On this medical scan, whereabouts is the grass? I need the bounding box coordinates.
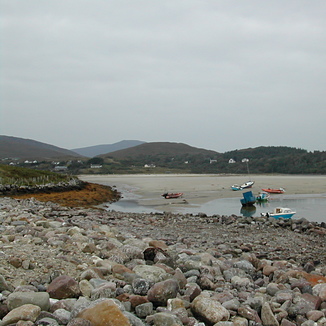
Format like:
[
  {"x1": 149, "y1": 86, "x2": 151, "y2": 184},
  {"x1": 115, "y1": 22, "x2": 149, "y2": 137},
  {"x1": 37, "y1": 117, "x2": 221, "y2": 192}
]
[{"x1": 0, "y1": 164, "x2": 73, "y2": 186}]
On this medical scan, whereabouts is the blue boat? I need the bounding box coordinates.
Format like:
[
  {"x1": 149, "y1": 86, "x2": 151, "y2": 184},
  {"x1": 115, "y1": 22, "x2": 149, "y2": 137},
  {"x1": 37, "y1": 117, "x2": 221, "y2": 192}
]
[
  {"x1": 231, "y1": 184, "x2": 242, "y2": 191},
  {"x1": 240, "y1": 191, "x2": 256, "y2": 206},
  {"x1": 256, "y1": 192, "x2": 270, "y2": 202},
  {"x1": 261, "y1": 207, "x2": 296, "y2": 219}
]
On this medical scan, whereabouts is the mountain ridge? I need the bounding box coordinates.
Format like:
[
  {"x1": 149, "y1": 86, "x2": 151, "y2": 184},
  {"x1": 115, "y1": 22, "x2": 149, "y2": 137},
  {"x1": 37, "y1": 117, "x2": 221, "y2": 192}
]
[
  {"x1": 72, "y1": 140, "x2": 145, "y2": 157},
  {"x1": 0, "y1": 135, "x2": 82, "y2": 160},
  {"x1": 102, "y1": 142, "x2": 220, "y2": 159}
]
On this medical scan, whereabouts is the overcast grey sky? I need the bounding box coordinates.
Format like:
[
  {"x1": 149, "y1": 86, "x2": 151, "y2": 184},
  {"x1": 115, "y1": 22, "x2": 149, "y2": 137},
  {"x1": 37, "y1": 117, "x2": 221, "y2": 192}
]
[{"x1": 1, "y1": 1, "x2": 325, "y2": 153}]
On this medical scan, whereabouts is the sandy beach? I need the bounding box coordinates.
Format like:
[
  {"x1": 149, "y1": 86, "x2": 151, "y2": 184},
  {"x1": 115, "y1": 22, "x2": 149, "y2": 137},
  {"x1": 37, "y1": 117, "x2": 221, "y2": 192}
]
[{"x1": 80, "y1": 174, "x2": 326, "y2": 211}]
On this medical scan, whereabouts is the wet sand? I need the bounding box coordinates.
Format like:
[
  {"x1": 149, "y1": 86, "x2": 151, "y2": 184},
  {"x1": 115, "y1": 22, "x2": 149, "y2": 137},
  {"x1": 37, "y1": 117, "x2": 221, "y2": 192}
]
[{"x1": 80, "y1": 174, "x2": 326, "y2": 211}]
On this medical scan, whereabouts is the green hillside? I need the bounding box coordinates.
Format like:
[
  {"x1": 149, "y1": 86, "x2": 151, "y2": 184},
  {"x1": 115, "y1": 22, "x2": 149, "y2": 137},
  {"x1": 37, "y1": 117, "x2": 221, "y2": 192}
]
[
  {"x1": 101, "y1": 145, "x2": 326, "y2": 174},
  {"x1": 0, "y1": 164, "x2": 71, "y2": 186}
]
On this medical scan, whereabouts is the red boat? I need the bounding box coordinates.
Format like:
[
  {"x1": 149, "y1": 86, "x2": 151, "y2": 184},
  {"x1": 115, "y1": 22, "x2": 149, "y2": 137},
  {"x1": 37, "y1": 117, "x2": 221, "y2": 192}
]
[
  {"x1": 262, "y1": 188, "x2": 285, "y2": 194},
  {"x1": 161, "y1": 192, "x2": 183, "y2": 199}
]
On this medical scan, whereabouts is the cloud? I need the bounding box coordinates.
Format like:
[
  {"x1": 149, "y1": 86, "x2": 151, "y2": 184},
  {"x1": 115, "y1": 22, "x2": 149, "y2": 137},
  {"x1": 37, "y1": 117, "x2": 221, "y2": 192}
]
[{"x1": 1, "y1": 0, "x2": 326, "y2": 152}]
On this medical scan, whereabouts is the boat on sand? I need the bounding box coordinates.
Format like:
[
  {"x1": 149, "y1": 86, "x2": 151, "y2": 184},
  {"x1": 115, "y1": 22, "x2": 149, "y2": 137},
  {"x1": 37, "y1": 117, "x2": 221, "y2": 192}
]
[
  {"x1": 161, "y1": 192, "x2": 183, "y2": 199},
  {"x1": 262, "y1": 188, "x2": 285, "y2": 194},
  {"x1": 231, "y1": 181, "x2": 254, "y2": 191}
]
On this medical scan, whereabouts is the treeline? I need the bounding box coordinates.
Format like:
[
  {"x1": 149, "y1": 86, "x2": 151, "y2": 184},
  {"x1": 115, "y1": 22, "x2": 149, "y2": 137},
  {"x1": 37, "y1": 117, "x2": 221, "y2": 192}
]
[{"x1": 110, "y1": 147, "x2": 326, "y2": 174}]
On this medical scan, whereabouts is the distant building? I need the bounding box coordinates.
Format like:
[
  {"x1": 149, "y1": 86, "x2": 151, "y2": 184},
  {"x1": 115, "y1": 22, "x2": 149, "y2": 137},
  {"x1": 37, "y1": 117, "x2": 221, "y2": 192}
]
[
  {"x1": 91, "y1": 164, "x2": 102, "y2": 169},
  {"x1": 228, "y1": 158, "x2": 236, "y2": 164},
  {"x1": 144, "y1": 164, "x2": 156, "y2": 168},
  {"x1": 54, "y1": 166, "x2": 68, "y2": 171},
  {"x1": 210, "y1": 159, "x2": 217, "y2": 164}
]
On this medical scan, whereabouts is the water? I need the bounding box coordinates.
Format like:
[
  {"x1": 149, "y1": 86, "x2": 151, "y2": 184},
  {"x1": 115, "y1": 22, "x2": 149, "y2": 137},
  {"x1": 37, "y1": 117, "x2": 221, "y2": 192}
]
[{"x1": 105, "y1": 192, "x2": 326, "y2": 223}]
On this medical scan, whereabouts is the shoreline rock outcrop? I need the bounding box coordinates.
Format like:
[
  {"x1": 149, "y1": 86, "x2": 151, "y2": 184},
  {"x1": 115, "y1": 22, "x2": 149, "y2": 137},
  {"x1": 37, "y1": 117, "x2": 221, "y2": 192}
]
[{"x1": 0, "y1": 197, "x2": 325, "y2": 325}]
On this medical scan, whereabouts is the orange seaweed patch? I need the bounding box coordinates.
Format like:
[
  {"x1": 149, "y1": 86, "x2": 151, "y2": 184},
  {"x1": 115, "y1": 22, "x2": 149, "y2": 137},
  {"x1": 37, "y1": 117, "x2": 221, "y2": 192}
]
[
  {"x1": 277, "y1": 270, "x2": 326, "y2": 286},
  {"x1": 12, "y1": 182, "x2": 120, "y2": 208}
]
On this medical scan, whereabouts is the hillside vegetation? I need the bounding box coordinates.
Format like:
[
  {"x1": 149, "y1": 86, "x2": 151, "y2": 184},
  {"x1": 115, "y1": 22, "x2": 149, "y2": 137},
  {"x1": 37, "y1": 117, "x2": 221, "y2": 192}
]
[
  {"x1": 100, "y1": 144, "x2": 326, "y2": 175},
  {"x1": 1, "y1": 136, "x2": 325, "y2": 174},
  {"x1": 0, "y1": 164, "x2": 71, "y2": 186}
]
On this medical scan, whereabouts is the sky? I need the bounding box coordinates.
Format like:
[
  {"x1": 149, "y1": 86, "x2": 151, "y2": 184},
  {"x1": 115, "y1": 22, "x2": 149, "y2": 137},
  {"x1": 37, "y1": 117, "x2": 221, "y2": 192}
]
[{"x1": 1, "y1": 0, "x2": 326, "y2": 153}]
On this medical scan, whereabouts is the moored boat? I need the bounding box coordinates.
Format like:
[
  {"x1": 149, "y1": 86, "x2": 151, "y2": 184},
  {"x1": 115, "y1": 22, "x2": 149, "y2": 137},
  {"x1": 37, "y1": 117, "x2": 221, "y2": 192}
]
[
  {"x1": 262, "y1": 188, "x2": 285, "y2": 194},
  {"x1": 261, "y1": 207, "x2": 296, "y2": 219},
  {"x1": 256, "y1": 192, "x2": 270, "y2": 202},
  {"x1": 240, "y1": 191, "x2": 256, "y2": 206},
  {"x1": 231, "y1": 184, "x2": 242, "y2": 191},
  {"x1": 161, "y1": 192, "x2": 183, "y2": 199},
  {"x1": 241, "y1": 181, "x2": 254, "y2": 189}
]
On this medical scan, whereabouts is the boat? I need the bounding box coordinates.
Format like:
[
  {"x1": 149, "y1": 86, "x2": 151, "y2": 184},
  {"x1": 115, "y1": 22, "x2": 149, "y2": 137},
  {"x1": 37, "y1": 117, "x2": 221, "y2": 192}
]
[
  {"x1": 231, "y1": 184, "x2": 242, "y2": 191},
  {"x1": 261, "y1": 207, "x2": 296, "y2": 219},
  {"x1": 161, "y1": 192, "x2": 183, "y2": 199},
  {"x1": 231, "y1": 180, "x2": 254, "y2": 191},
  {"x1": 256, "y1": 192, "x2": 270, "y2": 202},
  {"x1": 241, "y1": 181, "x2": 254, "y2": 189},
  {"x1": 240, "y1": 191, "x2": 256, "y2": 206},
  {"x1": 262, "y1": 188, "x2": 285, "y2": 194}
]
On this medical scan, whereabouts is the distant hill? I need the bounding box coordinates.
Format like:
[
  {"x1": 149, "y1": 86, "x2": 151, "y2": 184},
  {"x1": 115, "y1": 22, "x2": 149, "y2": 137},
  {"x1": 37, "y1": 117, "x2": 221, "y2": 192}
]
[
  {"x1": 0, "y1": 135, "x2": 82, "y2": 161},
  {"x1": 103, "y1": 142, "x2": 220, "y2": 159},
  {"x1": 72, "y1": 140, "x2": 145, "y2": 157}
]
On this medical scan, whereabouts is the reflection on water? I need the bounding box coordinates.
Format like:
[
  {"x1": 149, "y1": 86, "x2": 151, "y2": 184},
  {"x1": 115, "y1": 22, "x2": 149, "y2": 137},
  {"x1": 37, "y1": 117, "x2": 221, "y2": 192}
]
[
  {"x1": 106, "y1": 194, "x2": 326, "y2": 223},
  {"x1": 240, "y1": 206, "x2": 256, "y2": 217}
]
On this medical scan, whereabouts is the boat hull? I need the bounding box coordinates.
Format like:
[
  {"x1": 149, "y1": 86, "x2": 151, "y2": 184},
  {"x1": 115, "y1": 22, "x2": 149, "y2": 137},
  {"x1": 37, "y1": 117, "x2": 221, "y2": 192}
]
[
  {"x1": 269, "y1": 213, "x2": 295, "y2": 219},
  {"x1": 262, "y1": 188, "x2": 284, "y2": 194},
  {"x1": 162, "y1": 192, "x2": 183, "y2": 199},
  {"x1": 261, "y1": 207, "x2": 296, "y2": 219}
]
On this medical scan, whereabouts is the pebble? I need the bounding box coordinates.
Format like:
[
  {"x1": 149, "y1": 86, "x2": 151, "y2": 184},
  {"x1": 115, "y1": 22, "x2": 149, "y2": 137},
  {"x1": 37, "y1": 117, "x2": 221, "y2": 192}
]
[{"x1": 0, "y1": 197, "x2": 325, "y2": 326}]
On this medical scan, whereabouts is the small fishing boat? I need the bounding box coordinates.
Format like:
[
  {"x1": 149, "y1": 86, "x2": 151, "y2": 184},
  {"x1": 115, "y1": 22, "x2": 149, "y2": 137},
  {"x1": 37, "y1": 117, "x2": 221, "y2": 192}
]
[
  {"x1": 161, "y1": 192, "x2": 183, "y2": 199},
  {"x1": 231, "y1": 184, "x2": 242, "y2": 191},
  {"x1": 256, "y1": 192, "x2": 270, "y2": 202},
  {"x1": 231, "y1": 180, "x2": 254, "y2": 191},
  {"x1": 241, "y1": 181, "x2": 254, "y2": 189},
  {"x1": 261, "y1": 207, "x2": 296, "y2": 219},
  {"x1": 240, "y1": 191, "x2": 256, "y2": 207},
  {"x1": 262, "y1": 188, "x2": 285, "y2": 194}
]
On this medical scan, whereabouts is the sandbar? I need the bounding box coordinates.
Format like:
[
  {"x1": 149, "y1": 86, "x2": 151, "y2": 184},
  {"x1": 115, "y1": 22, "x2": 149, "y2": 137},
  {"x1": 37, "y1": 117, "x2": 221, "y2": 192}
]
[{"x1": 80, "y1": 174, "x2": 326, "y2": 210}]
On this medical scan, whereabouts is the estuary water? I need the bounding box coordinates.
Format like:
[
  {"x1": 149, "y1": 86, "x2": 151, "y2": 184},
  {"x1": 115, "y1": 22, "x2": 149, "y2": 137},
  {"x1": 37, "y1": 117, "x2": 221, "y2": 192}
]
[
  {"x1": 105, "y1": 189, "x2": 326, "y2": 224},
  {"x1": 79, "y1": 174, "x2": 326, "y2": 224}
]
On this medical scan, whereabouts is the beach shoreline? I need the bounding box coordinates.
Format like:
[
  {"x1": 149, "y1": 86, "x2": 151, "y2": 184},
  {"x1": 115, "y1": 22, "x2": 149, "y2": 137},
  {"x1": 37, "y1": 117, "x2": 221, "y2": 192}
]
[{"x1": 79, "y1": 174, "x2": 326, "y2": 211}]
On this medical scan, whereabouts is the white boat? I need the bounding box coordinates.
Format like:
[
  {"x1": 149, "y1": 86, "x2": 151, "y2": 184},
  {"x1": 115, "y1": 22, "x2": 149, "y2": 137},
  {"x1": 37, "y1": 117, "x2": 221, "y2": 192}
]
[
  {"x1": 241, "y1": 181, "x2": 254, "y2": 189},
  {"x1": 261, "y1": 207, "x2": 296, "y2": 219}
]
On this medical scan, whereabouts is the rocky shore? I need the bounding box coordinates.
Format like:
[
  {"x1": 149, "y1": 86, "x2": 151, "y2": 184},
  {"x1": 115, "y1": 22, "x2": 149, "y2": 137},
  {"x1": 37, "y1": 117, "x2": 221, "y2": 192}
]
[{"x1": 0, "y1": 197, "x2": 325, "y2": 326}]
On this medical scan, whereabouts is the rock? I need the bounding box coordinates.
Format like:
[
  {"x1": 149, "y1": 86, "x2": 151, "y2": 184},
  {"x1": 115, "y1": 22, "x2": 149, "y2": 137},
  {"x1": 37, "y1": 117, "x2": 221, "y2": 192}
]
[
  {"x1": 312, "y1": 283, "x2": 326, "y2": 301},
  {"x1": 149, "y1": 312, "x2": 183, "y2": 326},
  {"x1": 132, "y1": 278, "x2": 151, "y2": 295},
  {"x1": 133, "y1": 265, "x2": 169, "y2": 283},
  {"x1": 135, "y1": 302, "x2": 153, "y2": 318},
  {"x1": 77, "y1": 299, "x2": 131, "y2": 326},
  {"x1": 191, "y1": 294, "x2": 230, "y2": 324},
  {"x1": 0, "y1": 275, "x2": 12, "y2": 291},
  {"x1": 47, "y1": 276, "x2": 81, "y2": 299},
  {"x1": 7, "y1": 292, "x2": 50, "y2": 311},
  {"x1": 122, "y1": 311, "x2": 146, "y2": 326},
  {"x1": 78, "y1": 280, "x2": 94, "y2": 298},
  {"x1": 66, "y1": 318, "x2": 92, "y2": 326},
  {"x1": 147, "y1": 279, "x2": 179, "y2": 306},
  {"x1": 261, "y1": 302, "x2": 279, "y2": 326},
  {"x1": 35, "y1": 317, "x2": 59, "y2": 326},
  {"x1": 237, "y1": 305, "x2": 261, "y2": 323},
  {"x1": 52, "y1": 309, "x2": 71, "y2": 325},
  {"x1": 1, "y1": 304, "x2": 41, "y2": 326}
]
